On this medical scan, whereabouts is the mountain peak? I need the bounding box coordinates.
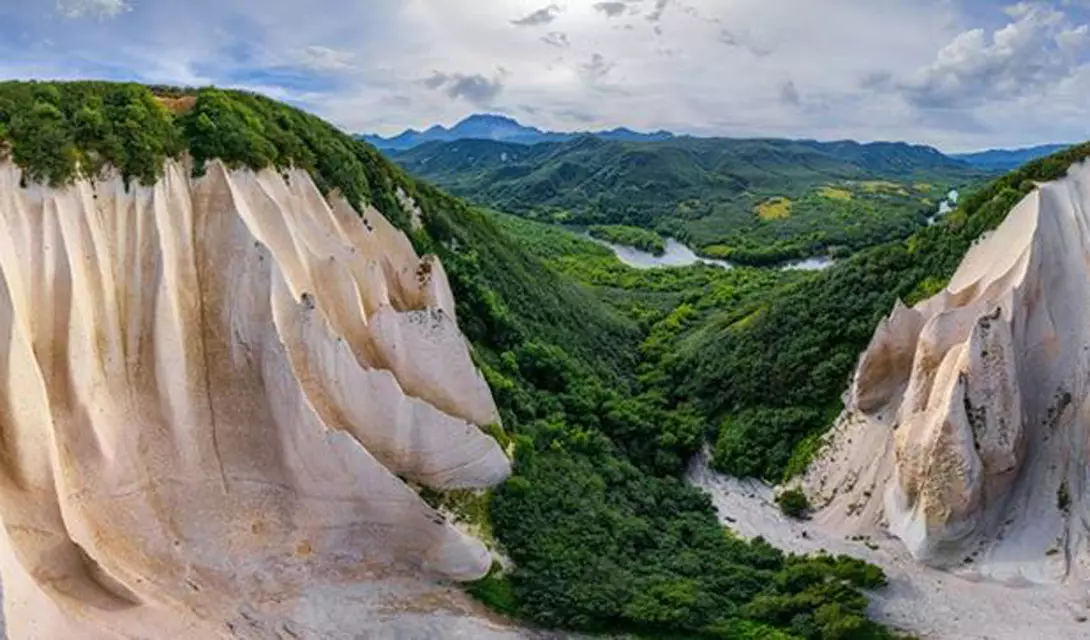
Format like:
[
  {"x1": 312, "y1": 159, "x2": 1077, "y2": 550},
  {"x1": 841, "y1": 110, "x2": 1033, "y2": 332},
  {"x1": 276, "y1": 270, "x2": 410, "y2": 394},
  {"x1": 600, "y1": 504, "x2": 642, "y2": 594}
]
[
  {"x1": 360, "y1": 115, "x2": 675, "y2": 150},
  {"x1": 457, "y1": 113, "x2": 521, "y2": 126}
]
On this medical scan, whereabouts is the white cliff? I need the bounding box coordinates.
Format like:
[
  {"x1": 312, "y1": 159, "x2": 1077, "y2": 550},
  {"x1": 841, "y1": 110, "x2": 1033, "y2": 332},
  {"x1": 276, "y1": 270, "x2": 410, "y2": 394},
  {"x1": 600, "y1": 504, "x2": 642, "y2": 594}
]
[
  {"x1": 806, "y1": 158, "x2": 1090, "y2": 585},
  {"x1": 0, "y1": 158, "x2": 514, "y2": 638}
]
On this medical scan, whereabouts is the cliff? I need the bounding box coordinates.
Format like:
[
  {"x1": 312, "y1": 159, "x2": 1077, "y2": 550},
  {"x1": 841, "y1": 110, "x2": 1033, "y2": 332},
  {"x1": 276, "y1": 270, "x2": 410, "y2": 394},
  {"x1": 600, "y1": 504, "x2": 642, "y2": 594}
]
[
  {"x1": 0, "y1": 157, "x2": 510, "y2": 638},
  {"x1": 807, "y1": 158, "x2": 1090, "y2": 584}
]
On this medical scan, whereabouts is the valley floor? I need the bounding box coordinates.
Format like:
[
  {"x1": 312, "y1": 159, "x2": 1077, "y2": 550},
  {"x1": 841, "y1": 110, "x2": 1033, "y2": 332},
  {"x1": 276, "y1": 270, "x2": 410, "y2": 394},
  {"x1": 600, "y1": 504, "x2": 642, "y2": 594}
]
[{"x1": 687, "y1": 450, "x2": 1090, "y2": 640}]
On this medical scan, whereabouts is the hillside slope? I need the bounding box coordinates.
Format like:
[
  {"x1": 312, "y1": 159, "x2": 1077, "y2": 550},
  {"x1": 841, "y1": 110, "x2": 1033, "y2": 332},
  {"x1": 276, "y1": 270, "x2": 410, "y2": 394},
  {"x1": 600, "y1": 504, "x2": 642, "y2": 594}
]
[
  {"x1": 666, "y1": 138, "x2": 1090, "y2": 489},
  {"x1": 0, "y1": 81, "x2": 894, "y2": 640},
  {"x1": 393, "y1": 135, "x2": 989, "y2": 265}
]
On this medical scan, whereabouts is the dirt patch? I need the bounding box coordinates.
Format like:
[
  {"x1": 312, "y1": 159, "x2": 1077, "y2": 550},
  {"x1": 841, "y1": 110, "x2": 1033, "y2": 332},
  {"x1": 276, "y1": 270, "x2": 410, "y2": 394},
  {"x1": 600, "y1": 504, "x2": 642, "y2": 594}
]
[{"x1": 155, "y1": 95, "x2": 197, "y2": 114}]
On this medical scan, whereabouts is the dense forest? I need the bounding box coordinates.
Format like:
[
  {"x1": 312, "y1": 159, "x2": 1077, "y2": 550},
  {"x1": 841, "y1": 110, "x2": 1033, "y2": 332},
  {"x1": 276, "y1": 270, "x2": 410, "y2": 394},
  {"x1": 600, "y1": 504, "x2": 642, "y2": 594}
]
[
  {"x1": 0, "y1": 81, "x2": 901, "y2": 639},
  {"x1": 392, "y1": 135, "x2": 991, "y2": 266}
]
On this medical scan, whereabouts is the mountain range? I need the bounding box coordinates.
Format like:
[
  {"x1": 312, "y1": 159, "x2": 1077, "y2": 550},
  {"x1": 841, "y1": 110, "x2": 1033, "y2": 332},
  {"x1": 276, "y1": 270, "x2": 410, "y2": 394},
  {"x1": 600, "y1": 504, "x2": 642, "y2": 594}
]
[
  {"x1": 951, "y1": 143, "x2": 1073, "y2": 171},
  {"x1": 360, "y1": 114, "x2": 675, "y2": 150},
  {"x1": 361, "y1": 115, "x2": 1070, "y2": 170}
]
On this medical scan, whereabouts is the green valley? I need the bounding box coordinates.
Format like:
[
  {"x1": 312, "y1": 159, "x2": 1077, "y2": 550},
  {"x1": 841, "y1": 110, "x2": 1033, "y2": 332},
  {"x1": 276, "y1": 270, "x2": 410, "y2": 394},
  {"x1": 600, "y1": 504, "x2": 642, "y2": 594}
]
[
  {"x1": 6, "y1": 79, "x2": 1081, "y2": 640},
  {"x1": 0, "y1": 80, "x2": 899, "y2": 640},
  {"x1": 391, "y1": 136, "x2": 992, "y2": 266}
]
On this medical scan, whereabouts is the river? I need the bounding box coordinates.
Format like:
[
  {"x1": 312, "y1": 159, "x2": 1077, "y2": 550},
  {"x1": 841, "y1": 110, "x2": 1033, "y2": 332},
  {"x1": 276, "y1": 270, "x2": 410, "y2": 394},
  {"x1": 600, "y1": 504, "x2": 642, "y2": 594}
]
[
  {"x1": 927, "y1": 189, "x2": 960, "y2": 225},
  {"x1": 584, "y1": 191, "x2": 959, "y2": 271},
  {"x1": 583, "y1": 234, "x2": 835, "y2": 271}
]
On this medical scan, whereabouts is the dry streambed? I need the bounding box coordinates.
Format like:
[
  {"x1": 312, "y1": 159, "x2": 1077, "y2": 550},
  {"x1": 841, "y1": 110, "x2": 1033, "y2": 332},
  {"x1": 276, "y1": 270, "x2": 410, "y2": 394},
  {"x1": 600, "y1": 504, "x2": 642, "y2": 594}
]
[{"x1": 687, "y1": 451, "x2": 1090, "y2": 640}]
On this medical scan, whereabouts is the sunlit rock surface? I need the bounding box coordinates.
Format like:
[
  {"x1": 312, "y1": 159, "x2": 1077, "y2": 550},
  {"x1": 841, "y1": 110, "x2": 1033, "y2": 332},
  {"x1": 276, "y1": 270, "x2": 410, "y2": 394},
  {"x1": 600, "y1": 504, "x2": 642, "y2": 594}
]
[
  {"x1": 0, "y1": 159, "x2": 512, "y2": 638},
  {"x1": 807, "y1": 159, "x2": 1090, "y2": 584}
]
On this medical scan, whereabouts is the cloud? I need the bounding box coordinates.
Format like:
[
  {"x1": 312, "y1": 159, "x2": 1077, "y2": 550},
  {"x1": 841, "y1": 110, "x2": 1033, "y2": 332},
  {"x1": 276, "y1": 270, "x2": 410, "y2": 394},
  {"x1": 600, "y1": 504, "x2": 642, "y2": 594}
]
[
  {"x1": 646, "y1": 0, "x2": 670, "y2": 22},
  {"x1": 780, "y1": 80, "x2": 800, "y2": 105},
  {"x1": 580, "y1": 53, "x2": 615, "y2": 82},
  {"x1": 594, "y1": 2, "x2": 629, "y2": 18},
  {"x1": 897, "y1": 3, "x2": 1089, "y2": 109},
  {"x1": 541, "y1": 31, "x2": 570, "y2": 48},
  {"x1": 719, "y1": 29, "x2": 771, "y2": 57},
  {"x1": 57, "y1": 0, "x2": 130, "y2": 19},
  {"x1": 422, "y1": 72, "x2": 449, "y2": 90},
  {"x1": 424, "y1": 71, "x2": 505, "y2": 106},
  {"x1": 294, "y1": 46, "x2": 355, "y2": 72},
  {"x1": 557, "y1": 107, "x2": 596, "y2": 123},
  {"x1": 511, "y1": 4, "x2": 561, "y2": 27},
  {"x1": 5, "y1": 0, "x2": 1089, "y2": 151},
  {"x1": 861, "y1": 70, "x2": 893, "y2": 91}
]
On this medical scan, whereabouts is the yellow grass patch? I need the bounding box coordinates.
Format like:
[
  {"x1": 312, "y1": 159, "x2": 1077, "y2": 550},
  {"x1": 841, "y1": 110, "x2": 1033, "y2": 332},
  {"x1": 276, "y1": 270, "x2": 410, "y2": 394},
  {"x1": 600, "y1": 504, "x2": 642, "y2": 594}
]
[
  {"x1": 818, "y1": 186, "x2": 853, "y2": 201},
  {"x1": 914, "y1": 183, "x2": 934, "y2": 193},
  {"x1": 859, "y1": 180, "x2": 909, "y2": 195},
  {"x1": 757, "y1": 196, "x2": 792, "y2": 220}
]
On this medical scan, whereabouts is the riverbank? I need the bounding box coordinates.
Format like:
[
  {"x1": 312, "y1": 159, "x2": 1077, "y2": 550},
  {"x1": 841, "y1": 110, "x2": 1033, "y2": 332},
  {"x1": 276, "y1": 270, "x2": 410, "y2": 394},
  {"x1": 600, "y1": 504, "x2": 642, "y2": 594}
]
[{"x1": 581, "y1": 233, "x2": 836, "y2": 272}]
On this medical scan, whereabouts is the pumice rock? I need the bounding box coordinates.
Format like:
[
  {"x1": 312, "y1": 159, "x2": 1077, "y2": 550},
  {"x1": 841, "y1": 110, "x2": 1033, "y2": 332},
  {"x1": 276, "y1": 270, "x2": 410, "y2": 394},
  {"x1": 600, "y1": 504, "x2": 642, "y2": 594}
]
[
  {"x1": 806, "y1": 159, "x2": 1090, "y2": 585},
  {"x1": 0, "y1": 159, "x2": 510, "y2": 638}
]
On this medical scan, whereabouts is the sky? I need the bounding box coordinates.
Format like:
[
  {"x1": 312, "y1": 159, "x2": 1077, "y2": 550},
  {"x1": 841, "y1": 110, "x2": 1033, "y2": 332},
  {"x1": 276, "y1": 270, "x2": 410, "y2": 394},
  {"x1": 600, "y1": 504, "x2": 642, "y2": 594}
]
[{"x1": 1, "y1": 0, "x2": 1089, "y2": 152}]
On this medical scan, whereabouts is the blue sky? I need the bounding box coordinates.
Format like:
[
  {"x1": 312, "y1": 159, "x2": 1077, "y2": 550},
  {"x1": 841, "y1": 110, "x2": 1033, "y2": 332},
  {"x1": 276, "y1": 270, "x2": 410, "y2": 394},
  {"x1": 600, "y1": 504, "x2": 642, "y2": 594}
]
[{"x1": 1, "y1": 0, "x2": 1089, "y2": 151}]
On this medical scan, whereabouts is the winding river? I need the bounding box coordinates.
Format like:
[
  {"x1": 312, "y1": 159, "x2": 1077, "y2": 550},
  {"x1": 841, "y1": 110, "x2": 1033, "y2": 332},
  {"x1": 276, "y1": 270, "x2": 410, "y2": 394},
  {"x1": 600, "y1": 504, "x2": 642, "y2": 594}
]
[
  {"x1": 585, "y1": 190, "x2": 959, "y2": 272},
  {"x1": 584, "y1": 234, "x2": 835, "y2": 272}
]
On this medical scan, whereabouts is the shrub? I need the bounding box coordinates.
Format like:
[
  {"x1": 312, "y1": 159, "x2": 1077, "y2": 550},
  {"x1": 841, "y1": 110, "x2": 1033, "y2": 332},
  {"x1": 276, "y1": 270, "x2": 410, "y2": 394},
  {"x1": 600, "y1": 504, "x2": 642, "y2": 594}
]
[{"x1": 777, "y1": 488, "x2": 811, "y2": 519}]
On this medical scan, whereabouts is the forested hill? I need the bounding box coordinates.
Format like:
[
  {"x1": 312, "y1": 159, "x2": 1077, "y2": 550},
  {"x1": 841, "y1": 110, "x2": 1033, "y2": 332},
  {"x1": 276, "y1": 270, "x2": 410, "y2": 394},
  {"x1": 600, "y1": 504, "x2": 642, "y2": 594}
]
[
  {"x1": 390, "y1": 135, "x2": 992, "y2": 266},
  {"x1": 0, "y1": 81, "x2": 898, "y2": 640}
]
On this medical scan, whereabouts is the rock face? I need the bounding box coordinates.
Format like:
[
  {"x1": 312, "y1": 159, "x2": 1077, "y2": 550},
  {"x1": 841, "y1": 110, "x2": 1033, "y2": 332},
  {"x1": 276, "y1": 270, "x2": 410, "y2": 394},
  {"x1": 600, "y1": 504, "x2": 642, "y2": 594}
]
[
  {"x1": 807, "y1": 159, "x2": 1090, "y2": 584},
  {"x1": 0, "y1": 159, "x2": 511, "y2": 638}
]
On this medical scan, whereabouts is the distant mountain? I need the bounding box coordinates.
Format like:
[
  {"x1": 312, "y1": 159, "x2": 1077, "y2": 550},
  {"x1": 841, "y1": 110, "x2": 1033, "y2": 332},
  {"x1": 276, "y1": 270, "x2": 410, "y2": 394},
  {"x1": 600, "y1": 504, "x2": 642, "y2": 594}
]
[
  {"x1": 392, "y1": 135, "x2": 988, "y2": 266},
  {"x1": 359, "y1": 114, "x2": 673, "y2": 150},
  {"x1": 952, "y1": 144, "x2": 1072, "y2": 171}
]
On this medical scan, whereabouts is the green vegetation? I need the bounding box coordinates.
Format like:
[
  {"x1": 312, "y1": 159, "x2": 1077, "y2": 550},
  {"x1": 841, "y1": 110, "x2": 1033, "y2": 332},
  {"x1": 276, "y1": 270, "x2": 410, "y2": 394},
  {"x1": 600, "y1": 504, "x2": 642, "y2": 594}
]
[
  {"x1": 0, "y1": 80, "x2": 899, "y2": 639},
  {"x1": 393, "y1": 136, "x2": 991, "y2": 266},
  {"x1": 777, "y1": 489, "x2": 812, "y2": 519},
  {"x1": 588, "y1": 224, "x2": 666, "y2": 255},
  {"x1": 1059, "y1": 482, "x2": 1072, "y2": 513},
  {"x1": 712, "y1": 408, "x2": 827, "y2": 480},
  {"x1": 667, "y1": 141, "x2": 1090, "y2": 481}
]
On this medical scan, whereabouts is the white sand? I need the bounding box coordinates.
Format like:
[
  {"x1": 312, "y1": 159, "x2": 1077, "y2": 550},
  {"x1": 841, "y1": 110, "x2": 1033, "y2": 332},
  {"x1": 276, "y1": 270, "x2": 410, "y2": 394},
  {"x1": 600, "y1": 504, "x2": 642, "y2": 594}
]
[{"x1": 689, "y1": 450, "x2": 1090, "y2": 639}]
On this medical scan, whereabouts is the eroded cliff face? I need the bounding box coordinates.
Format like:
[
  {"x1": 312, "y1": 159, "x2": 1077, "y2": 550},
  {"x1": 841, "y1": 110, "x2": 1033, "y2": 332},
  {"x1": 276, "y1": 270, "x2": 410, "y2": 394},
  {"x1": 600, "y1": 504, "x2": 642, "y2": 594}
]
[
  {"x1": 0, "y1": 159, "x2": 511, "y2": 638},
  {"x1": 806, "y1": 159, "x2": 1090, "y2": 584}
]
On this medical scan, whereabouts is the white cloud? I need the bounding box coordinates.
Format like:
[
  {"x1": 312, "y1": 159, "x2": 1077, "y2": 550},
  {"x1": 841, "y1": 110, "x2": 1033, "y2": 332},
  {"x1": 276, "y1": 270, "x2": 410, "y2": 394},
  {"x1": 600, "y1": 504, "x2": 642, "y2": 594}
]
[
  {"x1": 2, "y1": 0, "x2": 1089, "y2": 151},
  {"x1": 511, "y1": 4, "x2": 562, "y2": 27},
  {"x1": 897, "y1": 3, "x2": 1089, "y2": 108},
  {"x1": 295, "y1": 46, "x2": 355, "y2": 72},
  {"x1": 57, "y1": 0, "x2": 131, "y2": 19}
]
